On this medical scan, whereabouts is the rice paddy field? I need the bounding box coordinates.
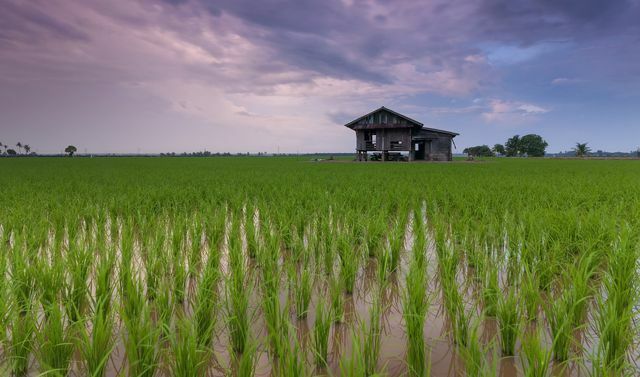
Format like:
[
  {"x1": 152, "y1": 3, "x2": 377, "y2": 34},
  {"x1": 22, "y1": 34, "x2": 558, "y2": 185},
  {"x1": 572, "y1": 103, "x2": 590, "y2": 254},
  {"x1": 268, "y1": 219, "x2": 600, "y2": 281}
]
[{"x1": 0, "y1": 157, "x2": 638, "y2": 377}]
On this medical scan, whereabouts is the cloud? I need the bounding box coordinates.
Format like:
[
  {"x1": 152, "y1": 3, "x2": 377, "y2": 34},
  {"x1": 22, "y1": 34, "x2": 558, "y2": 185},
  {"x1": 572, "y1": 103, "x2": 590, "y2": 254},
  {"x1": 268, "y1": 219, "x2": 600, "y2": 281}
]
[
  {"x1": 551, "y1": 77, "x2": 583, "y2": 85},
  {"x1": 481, "y1": 99, "x2": 549, "y2": 123}
]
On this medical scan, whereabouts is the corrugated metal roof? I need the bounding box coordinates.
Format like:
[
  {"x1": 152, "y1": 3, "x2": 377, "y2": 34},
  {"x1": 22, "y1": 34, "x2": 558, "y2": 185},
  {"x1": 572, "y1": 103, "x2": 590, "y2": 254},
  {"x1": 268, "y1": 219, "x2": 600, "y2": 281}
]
[
  {"x1": 352, "y1": 123, "x2": 414, "y2": 130},
  {"x1": 344, "y1": 106, "x2": 459, "y2": 137},
  {"x1": 344, "y1": 106, "x2": 423, "y2": 129}
]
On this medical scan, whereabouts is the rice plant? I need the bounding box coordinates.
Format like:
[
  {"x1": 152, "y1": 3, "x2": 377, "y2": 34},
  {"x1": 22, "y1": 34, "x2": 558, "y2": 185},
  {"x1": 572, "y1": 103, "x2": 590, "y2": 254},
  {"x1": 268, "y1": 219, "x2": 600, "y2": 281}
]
[
  {"x1": 274, "y1": 322, "x2": 308, "y2": 377},
  {"x1": 232, "y1": 336, "x2": 259, "y2": 377},
  {"x1": 338, "y1": 234, "x2": 359, "y2": 295},
  {"x1": 79, "y1": 297, "x2": 115, "y2": 377},
  {"x1": 311, "y1": 298, "x2": 332, "y2": 368},
  {"x1": 330, "y1": 271, "x2": 345, "y2": 323},
  {"x1": 245, "y1": 204, "x2": 259, "y2": 259},
  {"x1": 459, "y1": 317, "x2": 497, "y2": 377},
  {"x1": 339, "y1": 328, "x2": 367, "y2": 377},
  {"x1": 520, "y1": 326, "x2": 552, "y2": 377},
  {"x1": 169, "y1": 315, "x2": 210, "y2": 377},
  {"x1": 482, "y1": 262, "x2": 500, "y2": 317},
  {"x1": 496, "y1": 286, "x2": 520, "y2": 357},
  {"x1": 403, "y1": 255, "x2": 430, "y2": 377},
  {"x1": 363, "y1": 290, "x2": 383, "y2": 376},
  {"x1": 36, "y1": 304, "x2": 75, "y2": 377},
  {"x1": 8, "y1": 310, "x2": 35, "y2": 377},
  {"x1": 545, "y1": 289, "x2": 573, "y2": 362},
  {"x1": 591, "y1": 227, "x2": 638, "y2": 374},
  {"x1": 225, "y1": 265, "x2": 251, "y2": 354},
  {"x1": 225, "y1": 216, "x2": 252, "y2": 354},
  {"x1": 521, "y1": 266, "x2": 540, "y2": 322},
  {"x1": 122, "y1": 302, "x2": 161, "y2": 377},
  {"x1": 292, "y1": 262, "x2": 313, "y2": 319},
  {"x1": 193, "y1": 262, "x2": 219, "y2": 348}
]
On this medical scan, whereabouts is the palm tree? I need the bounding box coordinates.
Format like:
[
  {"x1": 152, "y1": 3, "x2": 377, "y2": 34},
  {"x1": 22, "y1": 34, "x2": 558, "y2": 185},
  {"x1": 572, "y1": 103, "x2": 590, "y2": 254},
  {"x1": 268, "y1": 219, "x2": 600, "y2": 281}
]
[
  {"x1": 573, "y1": 142, "x2": 591, "y2": 158},
  {"x1": 16, "y1": 142, "x2": 22, "y2": 155},
  {"x1": 24, "y1": 145, "x2": 31, "y2": 155}
]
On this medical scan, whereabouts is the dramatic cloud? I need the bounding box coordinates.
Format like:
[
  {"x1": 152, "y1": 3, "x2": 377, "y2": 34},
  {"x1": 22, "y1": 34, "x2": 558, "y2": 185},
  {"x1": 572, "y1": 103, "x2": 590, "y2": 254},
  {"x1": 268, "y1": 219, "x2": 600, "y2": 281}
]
[{"x1": 0, "y1": 0, "x2": 639, "y2": 153}]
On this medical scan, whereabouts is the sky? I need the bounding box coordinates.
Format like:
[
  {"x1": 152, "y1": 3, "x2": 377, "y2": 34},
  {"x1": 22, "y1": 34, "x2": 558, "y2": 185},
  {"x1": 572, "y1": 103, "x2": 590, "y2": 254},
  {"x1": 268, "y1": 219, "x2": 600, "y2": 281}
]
[{"x1": 1, "y1": 0, "x2": 639, "y2": 154}]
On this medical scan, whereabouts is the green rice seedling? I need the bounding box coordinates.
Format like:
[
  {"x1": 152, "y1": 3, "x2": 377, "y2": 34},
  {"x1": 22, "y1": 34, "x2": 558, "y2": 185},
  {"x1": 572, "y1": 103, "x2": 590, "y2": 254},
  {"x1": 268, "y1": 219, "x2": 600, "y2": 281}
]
[
  {"x1": 232, "y1": 336, "x2": 259, "y2": 377},
  {"x1": 79, "y1": 297, "x2": 115, "y2": 377},
  {"x1": 403, "y1": 256, "x2": 430, "y2": 377},
  {"x1": 496, "y1": 287, "x2": 520, "y2": 357},
  {"x1": 339, "y1": 328, "x2": 367, "y2": 377},
  {"x1": 121, "y1": 271, "x2": 146, "y2": 329},
  {"x1": 536, "y1": 241, "x2": 560, "y2": 292},
  {"x1": 193, "y1": 263, "x2": 219, "y2": 348},
  {"x1": 438, "y1": 240, "x2": 468, "y2": 347},
  {"x1": 338, "y1": 234, "x2": 359, "y2": 295},
  {"x1": 567, "y1": 251, "x2": 598, "y2": 329},
  {"x1": 293, "y1": 263, "x2": 313, "y2": 318},
  {"x1": 225, "y1": 234, "x2": 251, "y2": 354},
  {"x1": 144, "y1": 232, "x2": 164, "y2": 301},
  {"x1": 545, "y1": 290, "x2": 573, "y2": 362},
  {"x1": 520, "y1": 325, "x2": 552, "y2": 377},
  {"x1": 187, "y1": 215, "x2": 204, "y2": 277},
  {"x1": 261, "y1": 288, "x2": 286, "y2": 359},
  {"x1": 363, "y1": 290, "x2": 383, "y2": 376},
  {"x1": 412, "y1": 207, "x2": 426, "y2": 267},
  {"x1": 591, "y1": 228, "x2": 638, "y2": 374},
  {"x1": 94, "y1": 252, "x2": 114, "y2": 318},
  {"x1": 155, "y1": 279, "x2": 175, "y2": 339},
  {"x1": 459, "y1": 317, "x2": 495, "y2": 377},
  {"x1": 0, "y1": 270, "x2": 8, "y2": 349},
  {"x1": 122, "y1": 302, "x2": 161, "y2": 377},
  {"x1": 36, "y1": 304, "x2": 75, "y2": 377},
  {"x1": 258, "y1": 233, "x2": 286, "y2": 359},
  {"x1": 169, "y1": 315, "x2": 210, "y2": 377},
  {"x1": 592, "y1": 295, "x2": 636, "y2": 374},
  {"x1": 64, "y1": 243, "x2": 91, "y2": 323},
  {"x1": 172, "y1": 249, "x2": 188, "y2": 304},
  {"x1": 389, "y1": 220, "x2": 405, "y2": 273},
  {"x1": 226, "y1": 281, "x2": 251, "y2": 354},
  {"x1": 376, "y1": 244, "x2": 392, "y2": 283},
  {"x1": 330, "y1": 272, "x2": 344, "y2": 323},
  {"x1": 482, "y1": 261, "x2": 499, "y2": 317},
  {"x1": 441, "y1": 279, "x2": 468, "y2": 347},
  {"x1": 205, "y1": 213, "x2": 225, "y2": 258},
  {"x1": 10, "y1": 244, "x2": 36, "y2": 317},
  {"x1": 275, "y1": 323, "x2": 308, "y2": 377},
  {"x1": 245, "y1": 204, "x2": 259, "y2": 259},
  {"x1": 9, "y1": 310, "x2": 35, "y2": 377},
  {"x1": 366, "y1": 218, "x2": 385, "y2": 259},
  {"x1": 311, "y1": 298, "x2": 331, "y2": 368},
  {"x1": 521, "y1": 266, "x2": 541, "y2": 322},
  {"x1": 320, "y1": 219, "x2": 336, "y2": 276},
  {"x1": 36, "y1": 256, "x2": 64, "y2": 315}
]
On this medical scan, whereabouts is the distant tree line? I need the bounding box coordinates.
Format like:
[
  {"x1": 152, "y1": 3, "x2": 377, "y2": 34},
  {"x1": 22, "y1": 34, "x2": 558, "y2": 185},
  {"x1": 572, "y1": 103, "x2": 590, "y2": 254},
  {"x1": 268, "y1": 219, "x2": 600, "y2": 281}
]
[
  {"x1": 465, "y1": 137, "x2": 640, "y2": 159},
  {"x1": 464, "y1": 134, "x2": 548, "y2": 158},
  {"x1": 0, "y1": 142, "x2": 79, "y2": 157},
  {"x1": 0, "y1": 141, "x2": 33, "y2": 156}
]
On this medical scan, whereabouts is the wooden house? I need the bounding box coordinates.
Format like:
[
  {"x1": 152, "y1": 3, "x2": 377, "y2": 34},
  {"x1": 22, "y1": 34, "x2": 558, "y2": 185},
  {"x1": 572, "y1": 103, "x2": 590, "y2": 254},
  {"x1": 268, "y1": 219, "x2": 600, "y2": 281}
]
[{"x1": 344, "y1": 107, "x2": 458, "y2": 161}]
